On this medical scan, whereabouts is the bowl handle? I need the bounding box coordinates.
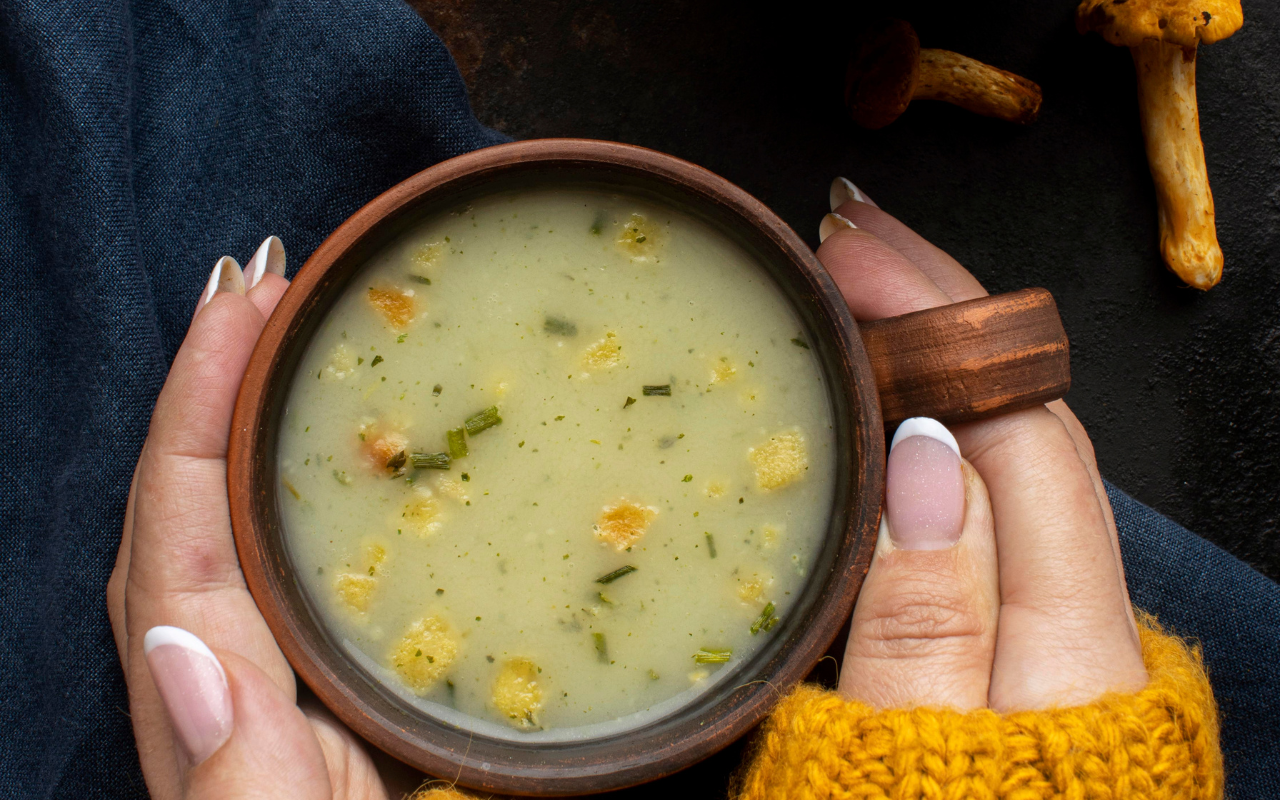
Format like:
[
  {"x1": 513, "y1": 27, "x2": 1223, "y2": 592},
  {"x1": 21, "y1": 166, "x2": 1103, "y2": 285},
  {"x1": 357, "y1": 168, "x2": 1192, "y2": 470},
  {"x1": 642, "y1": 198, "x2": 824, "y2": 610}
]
[{"x1": 860, "y1": 287, "x2": 1070, "y2": 425}]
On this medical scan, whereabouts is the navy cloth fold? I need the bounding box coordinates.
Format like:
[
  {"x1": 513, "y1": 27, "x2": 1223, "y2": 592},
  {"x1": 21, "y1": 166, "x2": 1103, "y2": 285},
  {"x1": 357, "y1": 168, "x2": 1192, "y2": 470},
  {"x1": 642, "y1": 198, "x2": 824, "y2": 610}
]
[{"x1": 0, "y1": 1, "x2": 1275, "y2": 798}]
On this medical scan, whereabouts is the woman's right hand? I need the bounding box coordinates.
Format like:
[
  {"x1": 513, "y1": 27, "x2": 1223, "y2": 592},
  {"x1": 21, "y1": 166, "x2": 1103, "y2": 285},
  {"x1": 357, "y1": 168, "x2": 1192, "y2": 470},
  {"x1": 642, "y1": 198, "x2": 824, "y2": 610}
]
[{"x1": 820, "y1": 179, "x2": 1148, "y2": 712}]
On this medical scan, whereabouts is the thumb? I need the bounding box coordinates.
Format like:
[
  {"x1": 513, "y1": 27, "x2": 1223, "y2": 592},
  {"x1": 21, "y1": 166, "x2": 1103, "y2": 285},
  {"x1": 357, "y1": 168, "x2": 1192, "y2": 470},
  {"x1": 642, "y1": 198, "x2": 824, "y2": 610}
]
[
  {"x1": 143, "y1": 626, "x2": 332, "y2": 799},
  {"x1": 839, "y1": 418, "x2": 999, "y2": 709}
]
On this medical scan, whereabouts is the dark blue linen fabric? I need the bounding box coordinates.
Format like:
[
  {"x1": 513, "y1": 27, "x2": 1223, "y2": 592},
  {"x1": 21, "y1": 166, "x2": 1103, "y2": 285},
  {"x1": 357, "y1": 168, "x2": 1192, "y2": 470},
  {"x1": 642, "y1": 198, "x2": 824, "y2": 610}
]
[{"x1": 0, "y1": 1, "x2": 1276, "y2": 798}]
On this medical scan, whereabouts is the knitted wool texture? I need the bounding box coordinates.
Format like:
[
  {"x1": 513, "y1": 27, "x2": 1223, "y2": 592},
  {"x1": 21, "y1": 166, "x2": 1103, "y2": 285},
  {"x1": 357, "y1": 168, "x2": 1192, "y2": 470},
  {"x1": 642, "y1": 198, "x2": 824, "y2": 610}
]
[{"x1": 736, "y1": 617, "x2": 1221, "y2": 800}]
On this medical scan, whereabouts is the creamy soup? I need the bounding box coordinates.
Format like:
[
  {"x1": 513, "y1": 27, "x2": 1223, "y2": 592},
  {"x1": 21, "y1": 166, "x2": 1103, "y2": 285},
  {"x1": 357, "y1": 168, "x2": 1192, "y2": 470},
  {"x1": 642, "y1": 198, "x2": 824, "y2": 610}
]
[{"x1": 277, "y1": 185, "x2": 836, "y2": 739}]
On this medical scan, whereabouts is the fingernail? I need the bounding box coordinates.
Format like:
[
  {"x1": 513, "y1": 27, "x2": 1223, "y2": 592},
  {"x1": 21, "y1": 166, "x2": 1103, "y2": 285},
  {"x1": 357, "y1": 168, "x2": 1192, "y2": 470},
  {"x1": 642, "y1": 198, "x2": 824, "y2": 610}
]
[
  {"x1": 818, "y1": 213, "x2": 857, "y2": 243},
  {"x1": 144, "y1": 626, "x2": 233, "y2": 765},
  {"x1": 885, "y1": 417, "x2": 964, "y2": 550},
  {"x1": 201, "y1": 256, "x2": 245, "y2": 307},
  {"x1": 245, "y1": 236, "x2": 286, "y2": 290},
  {"x1": 829, "y1": 177, "x2": 878, "y2": 210}
]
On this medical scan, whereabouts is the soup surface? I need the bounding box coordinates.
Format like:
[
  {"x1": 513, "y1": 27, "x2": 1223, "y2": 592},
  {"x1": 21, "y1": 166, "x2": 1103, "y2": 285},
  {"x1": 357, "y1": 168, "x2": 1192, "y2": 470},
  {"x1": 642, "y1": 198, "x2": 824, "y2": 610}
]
[{"x1": 277, "y1": 185, "x2": 836, "y2": 738}]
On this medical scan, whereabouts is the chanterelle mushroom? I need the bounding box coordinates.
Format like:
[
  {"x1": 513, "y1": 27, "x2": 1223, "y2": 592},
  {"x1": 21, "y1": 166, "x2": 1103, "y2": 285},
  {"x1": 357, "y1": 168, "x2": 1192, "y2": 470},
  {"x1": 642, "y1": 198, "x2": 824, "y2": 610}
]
[
  {"x1": 1078, "y1": 0, "x2": 1243, "y2": 290},
  {"x1": 845, "y1": 19, "x2": 1042, "y2": 130}
]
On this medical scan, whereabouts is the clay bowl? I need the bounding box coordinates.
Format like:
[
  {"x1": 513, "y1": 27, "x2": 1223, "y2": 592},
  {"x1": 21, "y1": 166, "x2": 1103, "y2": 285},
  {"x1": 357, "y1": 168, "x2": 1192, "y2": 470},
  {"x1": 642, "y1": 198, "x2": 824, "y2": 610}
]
[{"x1": 229, "y1": 139, "x2": 1069, "y2": 796}]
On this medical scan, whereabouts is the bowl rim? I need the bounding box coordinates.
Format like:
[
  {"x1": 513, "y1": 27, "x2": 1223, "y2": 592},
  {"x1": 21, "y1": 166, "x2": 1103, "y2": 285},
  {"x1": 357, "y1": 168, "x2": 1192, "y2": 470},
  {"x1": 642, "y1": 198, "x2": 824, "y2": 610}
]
[{"x1": 228, "y1": 138, "x2": 884, "y2": 795}]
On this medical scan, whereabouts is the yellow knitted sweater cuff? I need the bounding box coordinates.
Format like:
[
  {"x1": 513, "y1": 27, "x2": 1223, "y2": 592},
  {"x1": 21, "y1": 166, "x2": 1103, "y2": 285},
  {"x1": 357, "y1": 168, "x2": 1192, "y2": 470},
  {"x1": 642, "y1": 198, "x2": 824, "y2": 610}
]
[{"x1": 735, "y1": 617, "x2": 1222, "y2": 799}]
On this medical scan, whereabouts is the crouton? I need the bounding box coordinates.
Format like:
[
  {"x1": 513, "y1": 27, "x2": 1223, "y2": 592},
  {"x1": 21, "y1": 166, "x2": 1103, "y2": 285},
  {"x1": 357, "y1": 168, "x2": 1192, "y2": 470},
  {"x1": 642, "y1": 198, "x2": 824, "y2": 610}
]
[
  {"x1": 710, "y1": 357, "x2": 737, "y2": 385},
  {"x1": 367, "y1": 286, "x2": 417, "y2": 329},
  {"x1": 616, "y1": 213, "x2": 661, "y2": 261},
  {"x1": 492, "y1": 658, "x2": 544, "y2": 730},
  {"x1": 402, "y1": 487, "x2": 444, "y2": 537},
  {"x1": 703, "y1": 480, "x2": 728, "y2": 499},
  {"x1": 409, "y1": 241, "x2": 444, "y2": 281},
  {"x1": 748, "y1": 429, "x2": 808, "y2": 490},
  {"x1": 335, "y1": 573, "x2": 377, "y2": 612},
  {"x1": 594, "y1": 501, "x2": 657, "y2": 550},
  {"x1": 389, "y1": 616, "x2": 457, "y2": 694},
  {"x1": 582, "y1": 332, "x2": 622, "y2": 371},
  {"x1": 324, "y1": 344, "x2": 356, "y2": 380},
  {"x1": 434, "y1": 477, "x2": 469, "y2": 502},
  {"x1": 737, "y1": 572, "x2": 774, "y2": 604}
]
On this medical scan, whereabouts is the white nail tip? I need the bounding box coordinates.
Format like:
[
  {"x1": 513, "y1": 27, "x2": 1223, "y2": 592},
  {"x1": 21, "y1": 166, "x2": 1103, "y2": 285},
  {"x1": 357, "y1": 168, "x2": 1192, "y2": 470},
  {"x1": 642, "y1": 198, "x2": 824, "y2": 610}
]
[
  {"x1": 247, "y1": 235, "x2": 286, "y2": 289},
  {"x1": 203, "y1": 256, "x2": 245, "y2": 305},
  {"x1": 818, "y1": 213, "x2": 857, "y2": 243},
  {"x1": 143, "y1": 626, "x2": 227, "y2": 683},
  {"x1": 829, "y1": 176, "x2": 866, "y2": 210},
  {"x1": 890, "y1": 417, "x2": 961, "y2": 457}
]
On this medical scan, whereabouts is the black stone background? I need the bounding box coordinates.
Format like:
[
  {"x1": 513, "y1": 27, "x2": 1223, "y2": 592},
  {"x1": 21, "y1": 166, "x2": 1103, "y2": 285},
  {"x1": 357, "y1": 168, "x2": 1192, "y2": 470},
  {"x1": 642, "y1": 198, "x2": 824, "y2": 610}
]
[{"x1": 398, "y1": 0, "x2": 1279, "y2": 795}]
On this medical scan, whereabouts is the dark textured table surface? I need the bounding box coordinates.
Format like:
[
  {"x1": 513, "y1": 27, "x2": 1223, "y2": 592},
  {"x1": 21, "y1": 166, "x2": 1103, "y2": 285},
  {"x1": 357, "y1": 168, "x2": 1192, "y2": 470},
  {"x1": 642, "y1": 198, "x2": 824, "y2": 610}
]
[
  {"x1": 386, "y1": 1, "x2": 1279, "y2": 795},
  {"x1": 410, "y1": 0, "x2": 1279, "y2": 587}
]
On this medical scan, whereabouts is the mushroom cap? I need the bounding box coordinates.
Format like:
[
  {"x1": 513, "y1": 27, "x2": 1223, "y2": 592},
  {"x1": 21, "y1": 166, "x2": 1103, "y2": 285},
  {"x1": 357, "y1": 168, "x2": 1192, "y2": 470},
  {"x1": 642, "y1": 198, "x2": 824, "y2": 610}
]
[
  {"x1": 845, "y1": 19, "x2": 921, "y2": 130},
  {"x1": 1076, "y1": 0, "x2": 1243, "y2": 48}
]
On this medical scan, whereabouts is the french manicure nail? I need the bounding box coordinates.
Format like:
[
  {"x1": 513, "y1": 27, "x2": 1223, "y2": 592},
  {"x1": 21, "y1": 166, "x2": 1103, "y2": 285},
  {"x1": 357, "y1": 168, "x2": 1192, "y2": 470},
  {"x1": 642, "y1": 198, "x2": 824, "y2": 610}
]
[
  {"x1": 245, "y1": 236, "x2": 286, "y2": 290},
  {"x1": 829, "y1": 177, "x2": 878, "y2": 210},
  {"x1": 818, "y1": 213, "x2": 857, "y2": 243},
  {"x1": 144, "y1": 626, "x2": 233, "y2": 765},
  {"x1": 201, "y1": 256, "x2": 245, "y2": 307},
  {"x1": 885, "y1": 417, "x2": 964, "y2": 550}
]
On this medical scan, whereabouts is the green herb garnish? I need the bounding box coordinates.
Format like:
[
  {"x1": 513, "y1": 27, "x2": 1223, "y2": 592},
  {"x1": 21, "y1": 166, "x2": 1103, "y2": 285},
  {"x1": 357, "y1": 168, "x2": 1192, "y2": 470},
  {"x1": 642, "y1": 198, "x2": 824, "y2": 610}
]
[
  {"x1": 432, "y1": 384, "x2": 442, "y2": 396},
  {"x1": 790, "y1": 338, "x2": 809, "y2": 349},
  {"x1": 623, "y1": 396, "x2": 636, "y2": 409},
  {"x1": 386, "y1": 450, "x2": 407, "y2": 472},
  {"x1": 643, "y1": 385, "x2": 671, "y2": 396},
  {"x1": 750, "y1": 602, "x2": 778, "y2": 635},
  {"x1": 464, "y1": 406, "x2": 502, "y2": 435},
  {"x1": 409, "y1": 275, "x2": 432, "y2": 285},
  {"x1": 682, "y1": 474, "x2": 693, "y2": 483},
  {"x1": 693, "y1": 648, "x2": 732, "y2": 664},
  {"x1": 410, "y1": 452, "x2": 451, "y2": 470},
  {"x1": 543, "y1": 316, "x2": 578, "y2": 337},
  {"x1": 593, "y1": 632, "x2": 609, "y2": 662},
  {"x1": 595, "y1": 565, "x2": 637, "y2": 584},
  {"x1": 370, "y1": 354, "x2": 384, "y2": 367},
  {"x1": 705, "y1": 532, "x2": 717, "y2": 558},
  {"x1": 446, "y1": 427, "x2": 468, "y2": 459}
]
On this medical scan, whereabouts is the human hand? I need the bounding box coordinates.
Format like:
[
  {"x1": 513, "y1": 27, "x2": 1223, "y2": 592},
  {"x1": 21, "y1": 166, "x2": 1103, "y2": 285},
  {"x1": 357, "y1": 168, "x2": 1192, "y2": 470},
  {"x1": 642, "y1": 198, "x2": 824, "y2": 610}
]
[
  {"x1": 821, "y1": 179, "x2": 1148, "y2": 711},
  {"x1": 106, "y1": 239, "x2": 396, "y2": 799}
]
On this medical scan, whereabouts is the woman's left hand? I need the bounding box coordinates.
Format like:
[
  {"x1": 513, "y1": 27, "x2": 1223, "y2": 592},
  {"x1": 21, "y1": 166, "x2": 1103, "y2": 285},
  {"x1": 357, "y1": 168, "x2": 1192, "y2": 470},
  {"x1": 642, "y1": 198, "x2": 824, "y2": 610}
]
[{"x1": 107, "y1": 238, "x2": 399, "y2": 800}]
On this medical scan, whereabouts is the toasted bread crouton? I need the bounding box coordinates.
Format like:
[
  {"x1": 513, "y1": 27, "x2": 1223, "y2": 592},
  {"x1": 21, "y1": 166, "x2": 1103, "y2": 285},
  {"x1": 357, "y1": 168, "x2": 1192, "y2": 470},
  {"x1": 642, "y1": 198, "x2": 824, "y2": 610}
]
[
  {"x1": 749, "y1": 429, "x2": 808, "y2": 490},
  {"x1": 710, "y1": 357, "x2": 737, "y2": 385},
  {"x1": 390, "y1": 616, "x2": 457, "y2": 694},
  {"x1": 364, "y1": 542, "x2": 388, "y2": 568},
  {"x1": 582, "y1": 332, "x2": 622, "y2": 371},
  {"x1": 594, "y1": 501, "x2": 657, "y2": 550},
  {"x1": 368, "y1": 286, "x2": 417, "y2": 329},
  {"x1": 736, "y1": 572, "x2": 774, "y2": 604},
  {"x1": 703, "y1": 480, "x2": 728, "y2": 499},
  {"x1": 324, "y1": 344, "x2": 356, "y2": 380},
  {"x1": 402, "y1": 487, "x2": 444, "y2": 537},
  {"x1": 335, "y1": 573, "x2": 377, "y2": 612},
  {"x1": 409, "y1": 241, "x2": 444, "y2": 281},
  {"x1": 616, "y1": 213, "x2": 661, "y2": 261},
  {"x1": 358, "y1": 422, "x2": 408, "y2": 473},
  {"x1": 492, "y1": 658, "x2": 544, "y2": 729},
  {"x1": 434, "y1": 477, "x2": 469, "y2": 502}
]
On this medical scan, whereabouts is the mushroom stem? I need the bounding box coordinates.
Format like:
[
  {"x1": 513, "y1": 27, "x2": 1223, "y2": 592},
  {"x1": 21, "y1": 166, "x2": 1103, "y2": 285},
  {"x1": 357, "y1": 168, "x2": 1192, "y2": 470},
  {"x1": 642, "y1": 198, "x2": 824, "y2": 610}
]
[
  {"x1": 914, "y1": 49, "x2": 1042, "y2": 124},
  {"x1": 1131, "y1": 39, "x2": 1223, "y2": 289}
]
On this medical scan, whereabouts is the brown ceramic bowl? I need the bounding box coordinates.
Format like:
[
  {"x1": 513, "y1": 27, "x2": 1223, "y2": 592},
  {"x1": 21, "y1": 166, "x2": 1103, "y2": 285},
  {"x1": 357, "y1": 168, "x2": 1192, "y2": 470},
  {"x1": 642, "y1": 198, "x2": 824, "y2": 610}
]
[{"x1": 228, "y1": 139, "x2": 1068, "y2": 796}]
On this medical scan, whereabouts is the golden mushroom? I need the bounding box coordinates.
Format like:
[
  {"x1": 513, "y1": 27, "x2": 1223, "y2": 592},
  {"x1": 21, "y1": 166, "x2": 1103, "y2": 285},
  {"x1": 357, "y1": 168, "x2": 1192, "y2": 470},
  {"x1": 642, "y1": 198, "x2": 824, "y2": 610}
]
[
  {"x1": 1077, "y1": 0, "x2": 1243, "y2": 290},
  {"x1": 845, "y1": 19, "x2": 1042, "y2": 130}
]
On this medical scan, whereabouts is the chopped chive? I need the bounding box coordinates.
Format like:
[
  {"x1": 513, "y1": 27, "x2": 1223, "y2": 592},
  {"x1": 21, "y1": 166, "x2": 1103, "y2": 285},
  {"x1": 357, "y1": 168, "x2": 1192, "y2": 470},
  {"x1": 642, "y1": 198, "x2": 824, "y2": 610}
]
[
  {"x1": 595, "y1": 565, "x2": 637, "y2": 584},
  {"x1": 598, "y1": 591, "x2": 613, "y2": 604},
  {"x1": 593, "y1": 632, "x2": 608, "y2": 662},
  {"x1": 432, "y1": 384, "x2": 443, "y2": 396},
  {"x1": 693, "y1": 648, "x2": 732, "y2": 664},
  {"x1": 705, "y1": 532, "x2": 717, "y2": 558},
  {"x1": 386, "y1": 449, "x2": 407, "y2": 472},
  {"x1": 682, "y1": 474, "x2": 693, "y2": 483},
  {"x1": 446, "y1": 427, "x2": 468, "y2": 459},
  {"x1": 623, "y1": 396, "x2": 636, "y2": 409},
  {"x1": 396, "y1": 333, "x2": 408, "y2": 343},
  {"x1": 410, "y1": 452, "x2": 451, "y2": 470},
  {"x1": 790, "y1": 338, "x2": 810, "y2": 349},
  {"x1": 750, "y1": 602, "x2": 777, "y2": 635},
  {"x1": 543, "y1": 316, "x2": 578, "y2": 337},
  {"x1": 409, "y1": 274, "x2": 432, "y2": 285},
  {"x1": 370, "y1": 354, "x2": 384, "y2": 367},
  {"x1": 464, "y1": 406, "x2": 502, "y2": 435},
  {"x1": 643, "y1": 385, "x2": 671, "y2": 396},
  {"x1": 589, "y1": 210, "x2": 608, "y2": 235},
  {"x1": 764, "y1": 615, "x2": 780, "y2": 632}
]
